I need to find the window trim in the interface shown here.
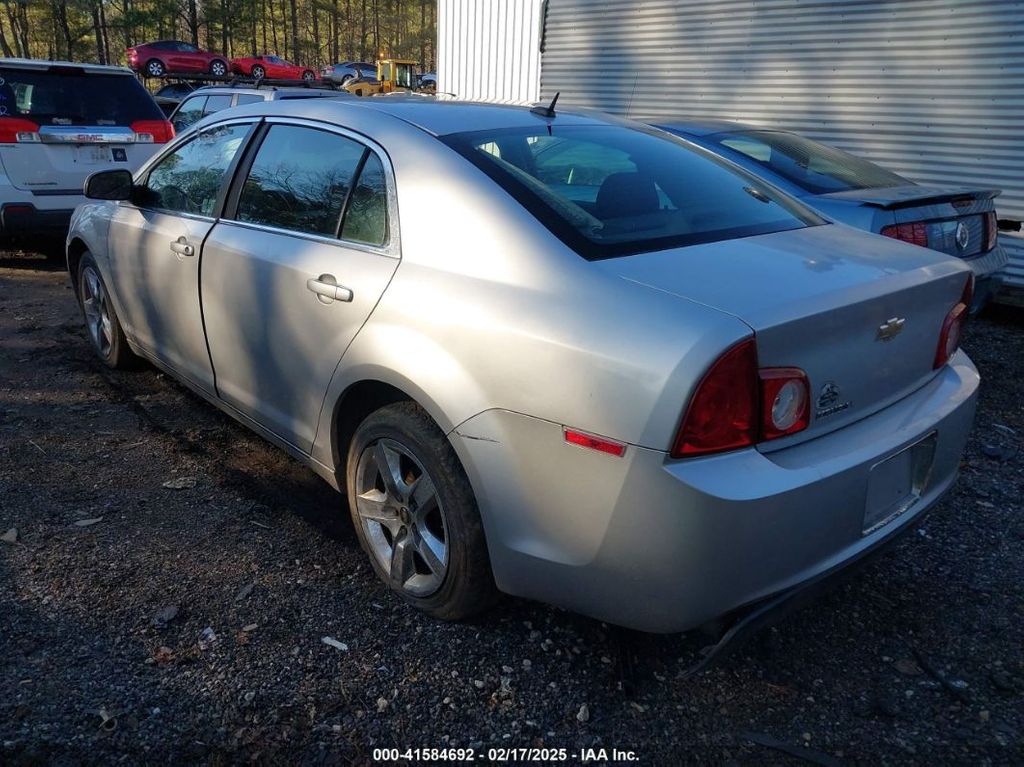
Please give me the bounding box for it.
[220,116,399,257]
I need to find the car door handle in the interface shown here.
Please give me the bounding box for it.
[306,275,354,303]
[169,237,194,257]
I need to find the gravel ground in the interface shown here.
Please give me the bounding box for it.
[1,250,1022,765]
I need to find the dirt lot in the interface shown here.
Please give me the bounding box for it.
[1,250,1022,765]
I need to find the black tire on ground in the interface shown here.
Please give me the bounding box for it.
[145,59,165,77]
[251,65,265,79]
[209,60,228,76]
[76,252,137,370]
[346,401,499,621]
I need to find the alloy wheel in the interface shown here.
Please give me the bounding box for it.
[211,60,227,76]
[251,65,265,79]
[81,266,113,358]
[355,438,449,597]
[146,60,165,77]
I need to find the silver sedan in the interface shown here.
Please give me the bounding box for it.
[67,98,979,635]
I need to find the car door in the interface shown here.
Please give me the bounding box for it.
[200,120,399,452]
[105,120,256,394]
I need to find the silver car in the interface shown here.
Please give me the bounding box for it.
[67,99,979,635]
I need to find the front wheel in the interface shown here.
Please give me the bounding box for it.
[302,69,316,82]
[77,253,136,369]
[347,402,498,620]
[209,59,227,76]
[251,64,266,79]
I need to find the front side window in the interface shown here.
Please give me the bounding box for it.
[235,125,369,238]
[144,123,252,216]
[171,95,206,133]
[444,125,820,260]
[714,131,909,195]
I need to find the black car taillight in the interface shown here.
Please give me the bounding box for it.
[985,211,999,251]
[880,222,928,248]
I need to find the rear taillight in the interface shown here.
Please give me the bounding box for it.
[673,339,759,457]
[758,368,810,441]
[131,119,175,144]
[880,221,928,248]
[934,276,974,369]
[671,339,812,458]
[985,211,999,251]
[0,117,40,143]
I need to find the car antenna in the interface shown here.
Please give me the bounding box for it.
[531,91,559,118]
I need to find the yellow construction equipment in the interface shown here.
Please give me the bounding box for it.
[343,59,422,97]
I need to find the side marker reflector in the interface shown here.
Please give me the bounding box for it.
[564,428,626,457]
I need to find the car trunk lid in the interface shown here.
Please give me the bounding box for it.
[820,185,1000,259]
[0,64,167,192]
[598,223,972,447]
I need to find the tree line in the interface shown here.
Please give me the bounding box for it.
[0,0,437,71]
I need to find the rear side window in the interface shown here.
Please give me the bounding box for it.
[444,125,819,260]
[203,95,232,115]
[0,66,162,126]
[171,95,206,132]
[144,123,252,216]
[235,125,372,238]
[341,153,388,246]
[714,131,909,195]
[234,94,264,106]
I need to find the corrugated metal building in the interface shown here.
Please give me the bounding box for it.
[437,0,1024,298]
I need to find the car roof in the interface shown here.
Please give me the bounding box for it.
[281,97,619,136]
[0,58,135,75]
[188,84,344,99]
[651,117,758,137]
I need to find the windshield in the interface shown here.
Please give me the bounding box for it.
[444,124,821,260]
[0,67,162,126]
[711,130,909,195]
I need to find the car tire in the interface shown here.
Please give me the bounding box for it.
[251,65,265,79]
[302,70,316,82]
[346,401,498,621]
[145,59,165,77]
[340,74,354,86]
[209,59,228,77]
[77,253,136,370]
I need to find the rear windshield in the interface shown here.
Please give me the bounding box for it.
[0,66,162,126]
[443,124,820,260]
[710,130,909,195]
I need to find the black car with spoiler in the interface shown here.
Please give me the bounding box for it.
[653,118,1009,310]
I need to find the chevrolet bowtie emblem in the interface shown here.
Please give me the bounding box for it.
[876,317,906,342]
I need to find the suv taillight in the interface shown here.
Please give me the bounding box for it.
[0,117,40,143]
[880,221,928,248]
[671,338,810,458]
[934,276,974,369]
[985,211,999,251]
[131,119,175,144]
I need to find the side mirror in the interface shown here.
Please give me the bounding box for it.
[84,169,134,201]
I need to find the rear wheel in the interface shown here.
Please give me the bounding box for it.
[77,253,136,369]
[347,402,498,620]
[209,59,228,76]
[145,59,165,77]
[251,64,266,79]
[302,70,316,82]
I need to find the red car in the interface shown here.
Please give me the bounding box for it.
[127,40,229,78]
[230,55,317,81]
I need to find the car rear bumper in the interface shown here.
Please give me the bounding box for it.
[452,351,979,633]
[0,202,75,242]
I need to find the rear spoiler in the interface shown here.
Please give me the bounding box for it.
[859,188,1001,211]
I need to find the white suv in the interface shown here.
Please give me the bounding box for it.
[0,58,172,254]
